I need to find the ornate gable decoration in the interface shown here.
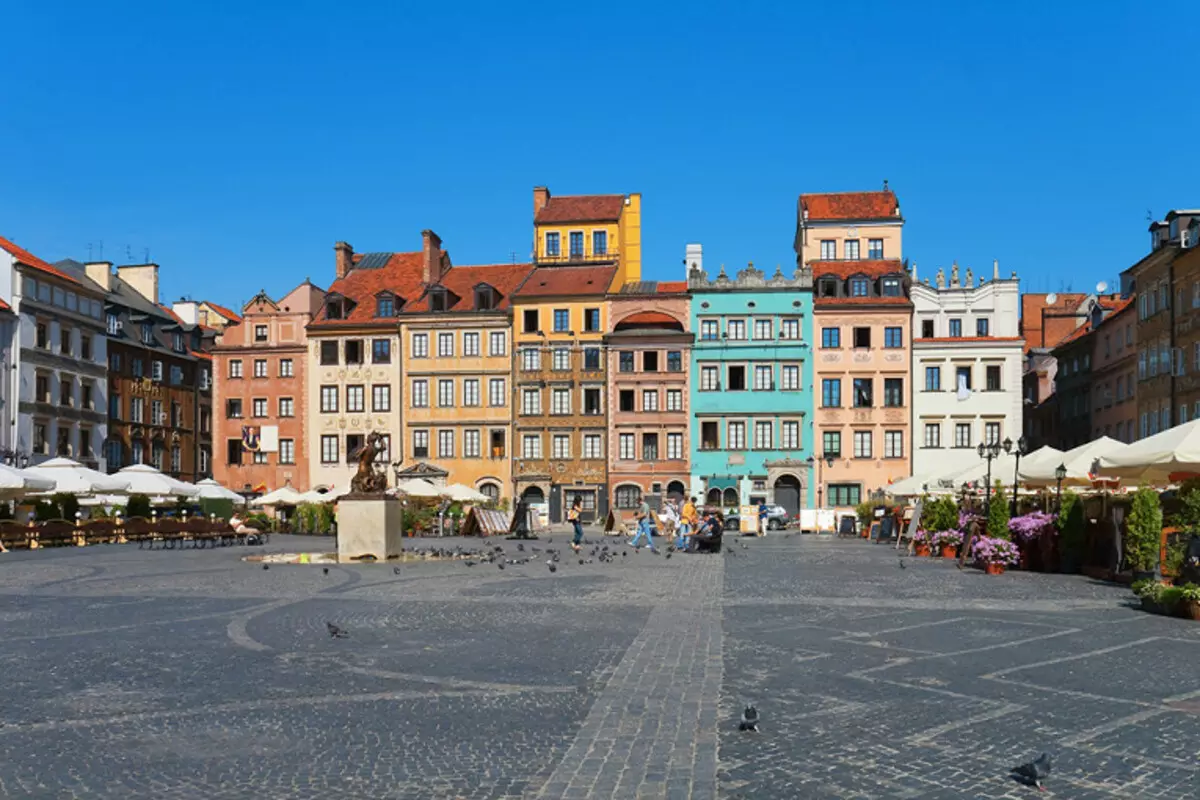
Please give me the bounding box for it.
[689,261,812,291]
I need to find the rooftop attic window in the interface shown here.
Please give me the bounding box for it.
[474,285,498,311]
[882,277,902,297]
[850,277,869,297]
[376,294,395,317]
[428,288,448,312]
[326,296,345,320]
[818,277,838,297]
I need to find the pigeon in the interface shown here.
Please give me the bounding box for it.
[665,552,672,560]
[517,543,525,552]
[1011,753,1052,791]
[898,559,907,570]
[579,559,584,565]
[548,563,557,573]
[497,563,505,570]
[326,622,348,639]
[465,560,476,567]
[322,567,330,575]
[622,551,627,558]
[393,567,402,575]
[739,705,760,732]
[262,564,269,570]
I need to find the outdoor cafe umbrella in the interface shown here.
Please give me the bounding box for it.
[250,485,304,507]
[24,457,130,495]
[392,478,444,498]
[0,463,56,501]
[195,479,247,503]
[295,485,348,504]
[117,464,200,498]
[442,483,489,503]
[1098,418,1200,484]
[1020,436,1126,488]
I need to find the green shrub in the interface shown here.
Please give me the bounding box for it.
[316,504,335,535]
[34,499,61,521]
[126,494,153,519]
[1158,586,1184,611]
[987,482,1011,539]
[1179,583,1200,602]
[1131,578,1153,597]
[51,493,80,521]
[920,496,959,533]
[1057,490,1085,556]
[855,501,875,529]
[1125,486,1163,573]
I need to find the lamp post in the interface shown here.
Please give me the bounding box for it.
[1004,436,1028,517]
[976,440,1002,521]
[1055,463,1067,512]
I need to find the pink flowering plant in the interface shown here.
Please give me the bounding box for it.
[971,536,1020,566]
[912,529,932,545]
[958,511,983,530]
[1008,511,1058,544]
[934,529,964,548]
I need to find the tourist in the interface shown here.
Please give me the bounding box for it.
[229,513,255,535]
[568,497,584,552]
[659,498,679,546]
[758,500,769,537]
[629,497,655,550]
[678,496,698,550]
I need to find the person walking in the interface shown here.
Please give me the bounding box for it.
[757,500,770,537]
[659,498,679,548]
[678,496,698,550]
[568,497,584,552]
[629,496,655,549]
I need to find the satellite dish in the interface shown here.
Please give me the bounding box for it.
[1096,281,1108,294]
[1046,292,1058,306]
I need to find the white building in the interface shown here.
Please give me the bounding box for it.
[910,260,1024,480]
[1,238,109,468]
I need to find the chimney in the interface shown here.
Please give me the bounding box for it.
[116,263,159,304]
[533,186,550,219]
[84,261,113,292]
[422,229,444,285]
[172,300,199,325]
[334,241,354,280]
[685,243,703,279]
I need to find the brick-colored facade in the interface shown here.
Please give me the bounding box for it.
[1172,222,1200,425]
[1089,299,1137,443]
[213,281,324,493]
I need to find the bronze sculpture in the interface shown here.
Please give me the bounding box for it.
[350,431,389,495]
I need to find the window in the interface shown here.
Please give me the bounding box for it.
[883,378,903,407]
[412,430,429,459]
[411,333,428,358]
[462,378,480,407]
[583,434,602,459]
[552,387,571,415]
[587,229,608,257]
[82,383,93,410]
[780,420,799,449]
[754,364,773,391]
[280,358,294,377]
[489,331,507,356]
[220,398,236,420]
[615,485,642,509]
[150,399,164,426]
[884,327,902,348]
[583,387,602,415]
[921,320,934,338]
[568,231,584,258]
[131,440,144,465]
[370,384,391,413]
[727,421,746,449]
[59,327,73,356]
[642,433,658,460]
[780,318,800,340]
[376,295,394,317]
[853,378,873,407]
[521,347,540,371]
[666,351,682,372]
[583,347,601,370]
[459,332,479,357]
[821,431,841,457]
[727,319,746,340]
[544,232,560,257]
[553,309,569,332]
[925,366,942,391]
[666,432,684,459]
[700,421,719,450]
[276,439,294,465]
[844,240,860,260]
[700,320,719,341]
[346,385,364,413]
[279,397,295,417]
[955,423,971,448]
[976,318,990,337]
[986,365,1001,391]
[106,313,119,335]
[522,309,539,333]
[754,420,773,449]
[252,359,267,378]
[436,332,454,358]
[619,433,636,460]
[881,277,902,297]
[828,484,861,507]
[464,429,481,458]
[151,361,163,383]
[320,435,339,464]
[320,385,338,412]
[949,319,962,337]
[141,323,154,345]
[728,365,746,391]
[437,379,455,407]
[853,431,872,458]
[372,339,391,364]
[868,239,883,259]
[169,366,183,386]
[820,240,836,260]
[983,421,1001,446]
[853,327,870,348]
[618,351,634,372]
[884,431,903,458]
[489,378,506,407]
[701,365,720,391]
[619,390,635,412]
[924,423,941,448]
[521,388,541,415]
[641,351,659,372]
[781,364,799,390]
[344,340,363,364]
[641,389,658,411]
[850,277,869,296]
[822,379,841,407]
[956,365,972,391]
[822,327,840,348]
[754,319,773,340]
[411,379,429,408]
[438,430,455,459]
[229,360,243,378]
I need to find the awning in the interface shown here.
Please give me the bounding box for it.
[703,476,740,490]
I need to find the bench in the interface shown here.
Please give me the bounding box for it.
[121,516,156,548]
[33,519,78,548]
[183,517,220,548]
[0,521,32,550]
[79,519,117,546]
[156,518,188,549]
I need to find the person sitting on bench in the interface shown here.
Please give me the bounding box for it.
[690,511,724,553]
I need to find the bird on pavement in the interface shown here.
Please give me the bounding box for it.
[262,564,269,570]
[898,559,907,570]
[322,567,330,575]
[548,563,557,573]
[497,562,505,570]
[1011,753,1052,791]
[739,705,760,732]
[326,622,348,639]
[393,567,402,575]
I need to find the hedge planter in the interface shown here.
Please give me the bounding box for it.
[984,562,1006,576]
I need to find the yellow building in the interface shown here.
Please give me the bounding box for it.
[396,259,534,502]
[532,186,641,291]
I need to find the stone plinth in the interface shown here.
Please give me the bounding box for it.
[336,495,403,562]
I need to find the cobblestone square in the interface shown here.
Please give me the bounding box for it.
[1,534,1197,798]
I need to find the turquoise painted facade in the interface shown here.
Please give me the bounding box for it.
[687,264,815,517]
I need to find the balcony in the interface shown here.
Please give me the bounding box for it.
[535,247,619,266]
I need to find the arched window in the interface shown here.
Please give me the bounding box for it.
[479,482,500,502]
[666,480,687,499]
[722,487,739,506]
[615,485,642,509]
[706,488,722,505]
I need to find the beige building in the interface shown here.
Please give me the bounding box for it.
[794,185,903,267]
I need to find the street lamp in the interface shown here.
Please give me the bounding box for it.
[1004,436,1028,517]
[976,440,1003,520]
[1055,463,1067,512]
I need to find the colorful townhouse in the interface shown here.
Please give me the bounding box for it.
[604,280,692,512]
[688,262,815,516]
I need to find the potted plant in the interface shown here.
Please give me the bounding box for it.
[1179,584,1200,621]
[971,536,1020,575]
[912,529,932,557]
[1158,585,1185,617]
[935,529,963,558]
[1133,579,1164,614]
[987,483,1011,539]
[1056,490,1085,574]
[1125,486,1164,581]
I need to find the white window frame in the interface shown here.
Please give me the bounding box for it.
[464,429,481,458]
[411,379,429,408]
[411,333,428,358]
[463,378,480,407]
[437,379,455,407]
[463,332,480,357]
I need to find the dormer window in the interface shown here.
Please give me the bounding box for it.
[428,288,448,312]
[326,295,345,320]
[474,285,498,310]
[881,277,902,297]
[172,332,185,352]
[850,277,869,297]
[819,277,838,297]
[376,293,395,318]
[141,323,154,345]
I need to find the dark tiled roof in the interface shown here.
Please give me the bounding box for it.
[801,191,899,221]
[405,263,534,313]
[535,195,625,224]
[2,237,83,286]
[513,266,617,299]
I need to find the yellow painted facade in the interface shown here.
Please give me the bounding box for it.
[532,191,641,291]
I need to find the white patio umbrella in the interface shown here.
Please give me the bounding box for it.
[195,479,247,503]
[295,484,348,504]
[1098,418,1200,484]
[250,485,304,507]
[1020,436,1126,487]
[24,457,130,495]
[443,483,489,503]
[1018,445,1064,475]
[392,478,445,498]
[117,464,200,498]
[0,463,56,500]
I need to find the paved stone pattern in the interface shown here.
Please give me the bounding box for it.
[2,533,1199,798]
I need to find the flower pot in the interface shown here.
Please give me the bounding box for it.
[940,545,957,559]
[985,562,1005,575]
[1182,599,1200,621]
[915,544,931,557]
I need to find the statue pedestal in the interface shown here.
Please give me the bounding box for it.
[336,495,403,563]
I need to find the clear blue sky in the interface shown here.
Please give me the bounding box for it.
[3,1,1195,309]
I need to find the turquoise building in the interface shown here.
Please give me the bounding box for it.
[688,263,815,517]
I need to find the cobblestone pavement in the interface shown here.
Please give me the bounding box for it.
[1,532,1197,799]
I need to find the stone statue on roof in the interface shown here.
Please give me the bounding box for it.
[950,262,959,288]
[935,267,946,289]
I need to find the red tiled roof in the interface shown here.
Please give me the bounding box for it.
[311,251,425,327]
[914,336,1025,344]
[405,262,535,313]
[1055,323,1095,348]
[535,195,625,224]
[814,296,913,307]
[801,191,898,221]
[619,311,680,327]
[190,350,212,360]
[204,301,242,323]
[813,259,906,279]
[0,236,82,286]
[158,304,185,324]
[0,298,10,312]
[1096,296,1135,322]
[513,266,617,299]
[656,281,688,294]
